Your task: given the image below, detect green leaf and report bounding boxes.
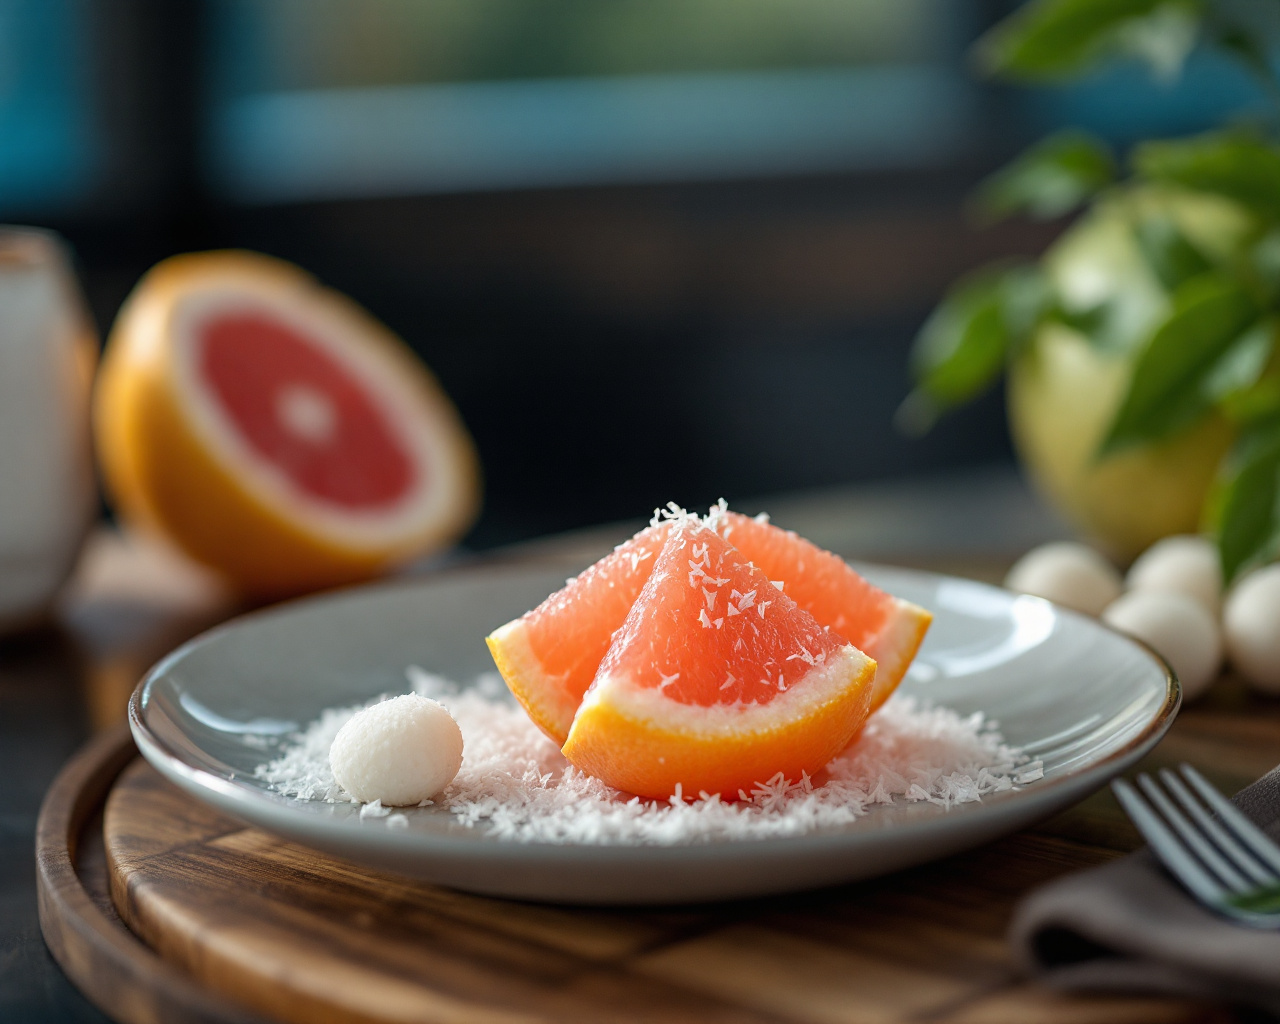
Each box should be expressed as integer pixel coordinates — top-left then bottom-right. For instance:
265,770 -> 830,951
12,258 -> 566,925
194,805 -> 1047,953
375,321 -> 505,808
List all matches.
1134,132 -> 1280,219
898,265 -> 1051,434
975,0 -> 1201,82
1212,24 -> 1276,85
972,132 -> 1116,223
1203,318 -> 1274,404
1221,379 -> 1280,424
899,277 -> 1007,435
1115,2 -> 1201,80
1212,416 -> 1280,581
1206,13 -> 1280,108
1053,301 -> 1113,339
1249,228 -> 1280,300
999,265 -> 1056,349
1133,213 -> 1213,290
1099,274 -> 1260,454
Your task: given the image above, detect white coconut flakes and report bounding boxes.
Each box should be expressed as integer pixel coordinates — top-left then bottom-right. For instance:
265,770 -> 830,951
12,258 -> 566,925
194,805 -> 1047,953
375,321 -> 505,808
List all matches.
253,667 -> 1043,845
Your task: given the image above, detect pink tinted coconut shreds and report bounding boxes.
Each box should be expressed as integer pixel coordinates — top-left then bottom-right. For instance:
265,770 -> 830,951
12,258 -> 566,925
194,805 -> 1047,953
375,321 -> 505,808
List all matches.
254,667 -> 1043,845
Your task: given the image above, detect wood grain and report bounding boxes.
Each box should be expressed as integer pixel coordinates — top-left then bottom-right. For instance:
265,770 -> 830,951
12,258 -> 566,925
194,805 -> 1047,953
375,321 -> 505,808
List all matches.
35,724 -> 269,1024
93,672 -> 1280,1024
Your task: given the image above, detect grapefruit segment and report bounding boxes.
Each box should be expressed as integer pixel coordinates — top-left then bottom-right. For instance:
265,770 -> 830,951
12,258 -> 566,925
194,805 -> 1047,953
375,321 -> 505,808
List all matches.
712,509 -> 932,710
487,522 -> 669,742
561,521 -> 876,799
95,251 -> 481,599
486,504 -> 932,748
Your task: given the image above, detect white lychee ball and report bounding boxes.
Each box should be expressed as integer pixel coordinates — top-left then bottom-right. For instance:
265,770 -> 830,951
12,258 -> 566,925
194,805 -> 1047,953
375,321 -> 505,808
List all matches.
1102,591 -> 1222,700
1126,535 -> 1222,615
1223,564 -> 1280,695
1005,542 -> 1122,616
330,694 -> 464,806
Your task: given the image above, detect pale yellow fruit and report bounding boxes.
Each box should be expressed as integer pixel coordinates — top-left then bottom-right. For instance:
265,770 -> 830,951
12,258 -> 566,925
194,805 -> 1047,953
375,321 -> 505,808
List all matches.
1009,324 -> 1231,562
1007,186 -> 1248,562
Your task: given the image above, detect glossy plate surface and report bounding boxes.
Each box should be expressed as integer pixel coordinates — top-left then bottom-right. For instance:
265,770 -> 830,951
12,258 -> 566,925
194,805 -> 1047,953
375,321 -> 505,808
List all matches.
130,563 -> 1177,904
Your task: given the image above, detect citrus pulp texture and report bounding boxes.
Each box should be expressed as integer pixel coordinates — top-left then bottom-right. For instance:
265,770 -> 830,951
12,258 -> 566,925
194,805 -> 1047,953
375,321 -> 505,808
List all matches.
714,510 -> 931,710
486,506 -> 931,746
95,251 -> 481,599
560,521 -> 877,799
486,525 -> 667,743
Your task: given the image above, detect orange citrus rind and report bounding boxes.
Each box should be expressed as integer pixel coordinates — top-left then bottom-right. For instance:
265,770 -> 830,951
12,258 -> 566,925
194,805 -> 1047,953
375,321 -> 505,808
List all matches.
485,618 -> 582,745
485,523 -> 668,743
562,644 -> 876,799
863,596 -> 933,711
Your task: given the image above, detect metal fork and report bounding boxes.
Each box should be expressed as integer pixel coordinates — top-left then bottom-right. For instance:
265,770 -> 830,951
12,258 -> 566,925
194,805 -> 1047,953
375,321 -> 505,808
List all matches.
1111,764 -> 1280,929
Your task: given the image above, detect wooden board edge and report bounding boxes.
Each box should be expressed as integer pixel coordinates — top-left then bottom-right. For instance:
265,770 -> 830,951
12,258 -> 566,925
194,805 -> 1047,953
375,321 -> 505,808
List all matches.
35,723 -> 271,1024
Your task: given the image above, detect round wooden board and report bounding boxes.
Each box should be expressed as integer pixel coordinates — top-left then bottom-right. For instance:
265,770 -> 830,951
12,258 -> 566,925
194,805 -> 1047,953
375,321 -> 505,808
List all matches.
102,759 -> 774,1024
35,725 -> 269,1024
42,732 -> 1221,1024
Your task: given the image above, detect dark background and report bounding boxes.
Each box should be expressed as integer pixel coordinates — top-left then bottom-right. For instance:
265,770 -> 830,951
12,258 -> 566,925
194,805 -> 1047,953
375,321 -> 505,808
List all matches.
3,0 -> 1263,547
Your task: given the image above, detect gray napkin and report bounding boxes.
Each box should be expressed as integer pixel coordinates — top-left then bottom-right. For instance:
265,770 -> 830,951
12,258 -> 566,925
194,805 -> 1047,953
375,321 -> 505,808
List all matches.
1010,764 -> 1280,1013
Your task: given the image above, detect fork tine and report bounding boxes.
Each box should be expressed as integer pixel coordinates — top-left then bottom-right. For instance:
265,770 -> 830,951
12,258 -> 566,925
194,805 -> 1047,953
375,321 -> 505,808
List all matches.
1159,769 -> 1277,887
1137,774 -> 1252,892
1112,779 -> 1227,907
1179,764 -> 1280,875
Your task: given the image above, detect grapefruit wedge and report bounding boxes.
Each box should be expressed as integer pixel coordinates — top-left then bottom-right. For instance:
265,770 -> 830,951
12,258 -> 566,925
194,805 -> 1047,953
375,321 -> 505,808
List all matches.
486,504 -> 931,746
487,522 -> 670,742
95,251 -> 480,599
713,509 -> 932,711
561,521 -> 876,799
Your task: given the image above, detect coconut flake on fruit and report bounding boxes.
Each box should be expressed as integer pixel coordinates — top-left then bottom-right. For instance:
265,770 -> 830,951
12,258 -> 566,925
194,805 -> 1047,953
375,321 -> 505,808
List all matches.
710,502 -> 931,711
486,501 -> 931,750
561,520 -> 878,799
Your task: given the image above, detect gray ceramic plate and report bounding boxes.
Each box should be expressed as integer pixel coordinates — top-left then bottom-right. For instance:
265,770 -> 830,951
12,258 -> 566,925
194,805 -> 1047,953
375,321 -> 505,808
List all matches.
129,562 -> 1177,904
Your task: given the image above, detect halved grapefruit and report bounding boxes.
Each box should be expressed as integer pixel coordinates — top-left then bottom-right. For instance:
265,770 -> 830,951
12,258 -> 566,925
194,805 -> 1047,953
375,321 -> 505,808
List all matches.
712,508 -> 932,711
560,520 -> 877,799
95,251 -> 480,599
487,504 -> 930,746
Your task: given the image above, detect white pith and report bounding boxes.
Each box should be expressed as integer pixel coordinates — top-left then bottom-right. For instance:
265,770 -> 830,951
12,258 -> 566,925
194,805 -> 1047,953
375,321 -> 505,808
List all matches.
865,597 -> 931,704
577,642 -> 874,736
167,282 -> 472,550
488,617 -> 579,735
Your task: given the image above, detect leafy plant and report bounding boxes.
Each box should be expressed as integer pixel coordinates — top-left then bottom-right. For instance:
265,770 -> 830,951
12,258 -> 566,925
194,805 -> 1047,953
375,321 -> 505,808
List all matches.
905,0 -> 1280,580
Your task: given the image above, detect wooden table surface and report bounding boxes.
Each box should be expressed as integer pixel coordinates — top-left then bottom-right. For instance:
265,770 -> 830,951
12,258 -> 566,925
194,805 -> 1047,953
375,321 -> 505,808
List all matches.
7,472 -> 1280,1023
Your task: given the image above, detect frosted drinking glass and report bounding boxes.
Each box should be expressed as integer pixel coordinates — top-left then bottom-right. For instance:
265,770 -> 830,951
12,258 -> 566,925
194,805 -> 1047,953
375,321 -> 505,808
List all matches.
0,228 -> 98,631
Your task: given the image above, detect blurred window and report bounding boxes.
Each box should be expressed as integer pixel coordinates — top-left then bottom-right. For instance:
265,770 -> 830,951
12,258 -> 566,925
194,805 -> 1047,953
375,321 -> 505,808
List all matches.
0,2 -> 1272,219
205,0 -> 976,202
0,0 -> 96,214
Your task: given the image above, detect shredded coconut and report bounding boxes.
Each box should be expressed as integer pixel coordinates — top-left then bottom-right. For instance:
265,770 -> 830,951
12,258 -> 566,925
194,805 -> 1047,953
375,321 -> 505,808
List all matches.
253,667 -> 1042,845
